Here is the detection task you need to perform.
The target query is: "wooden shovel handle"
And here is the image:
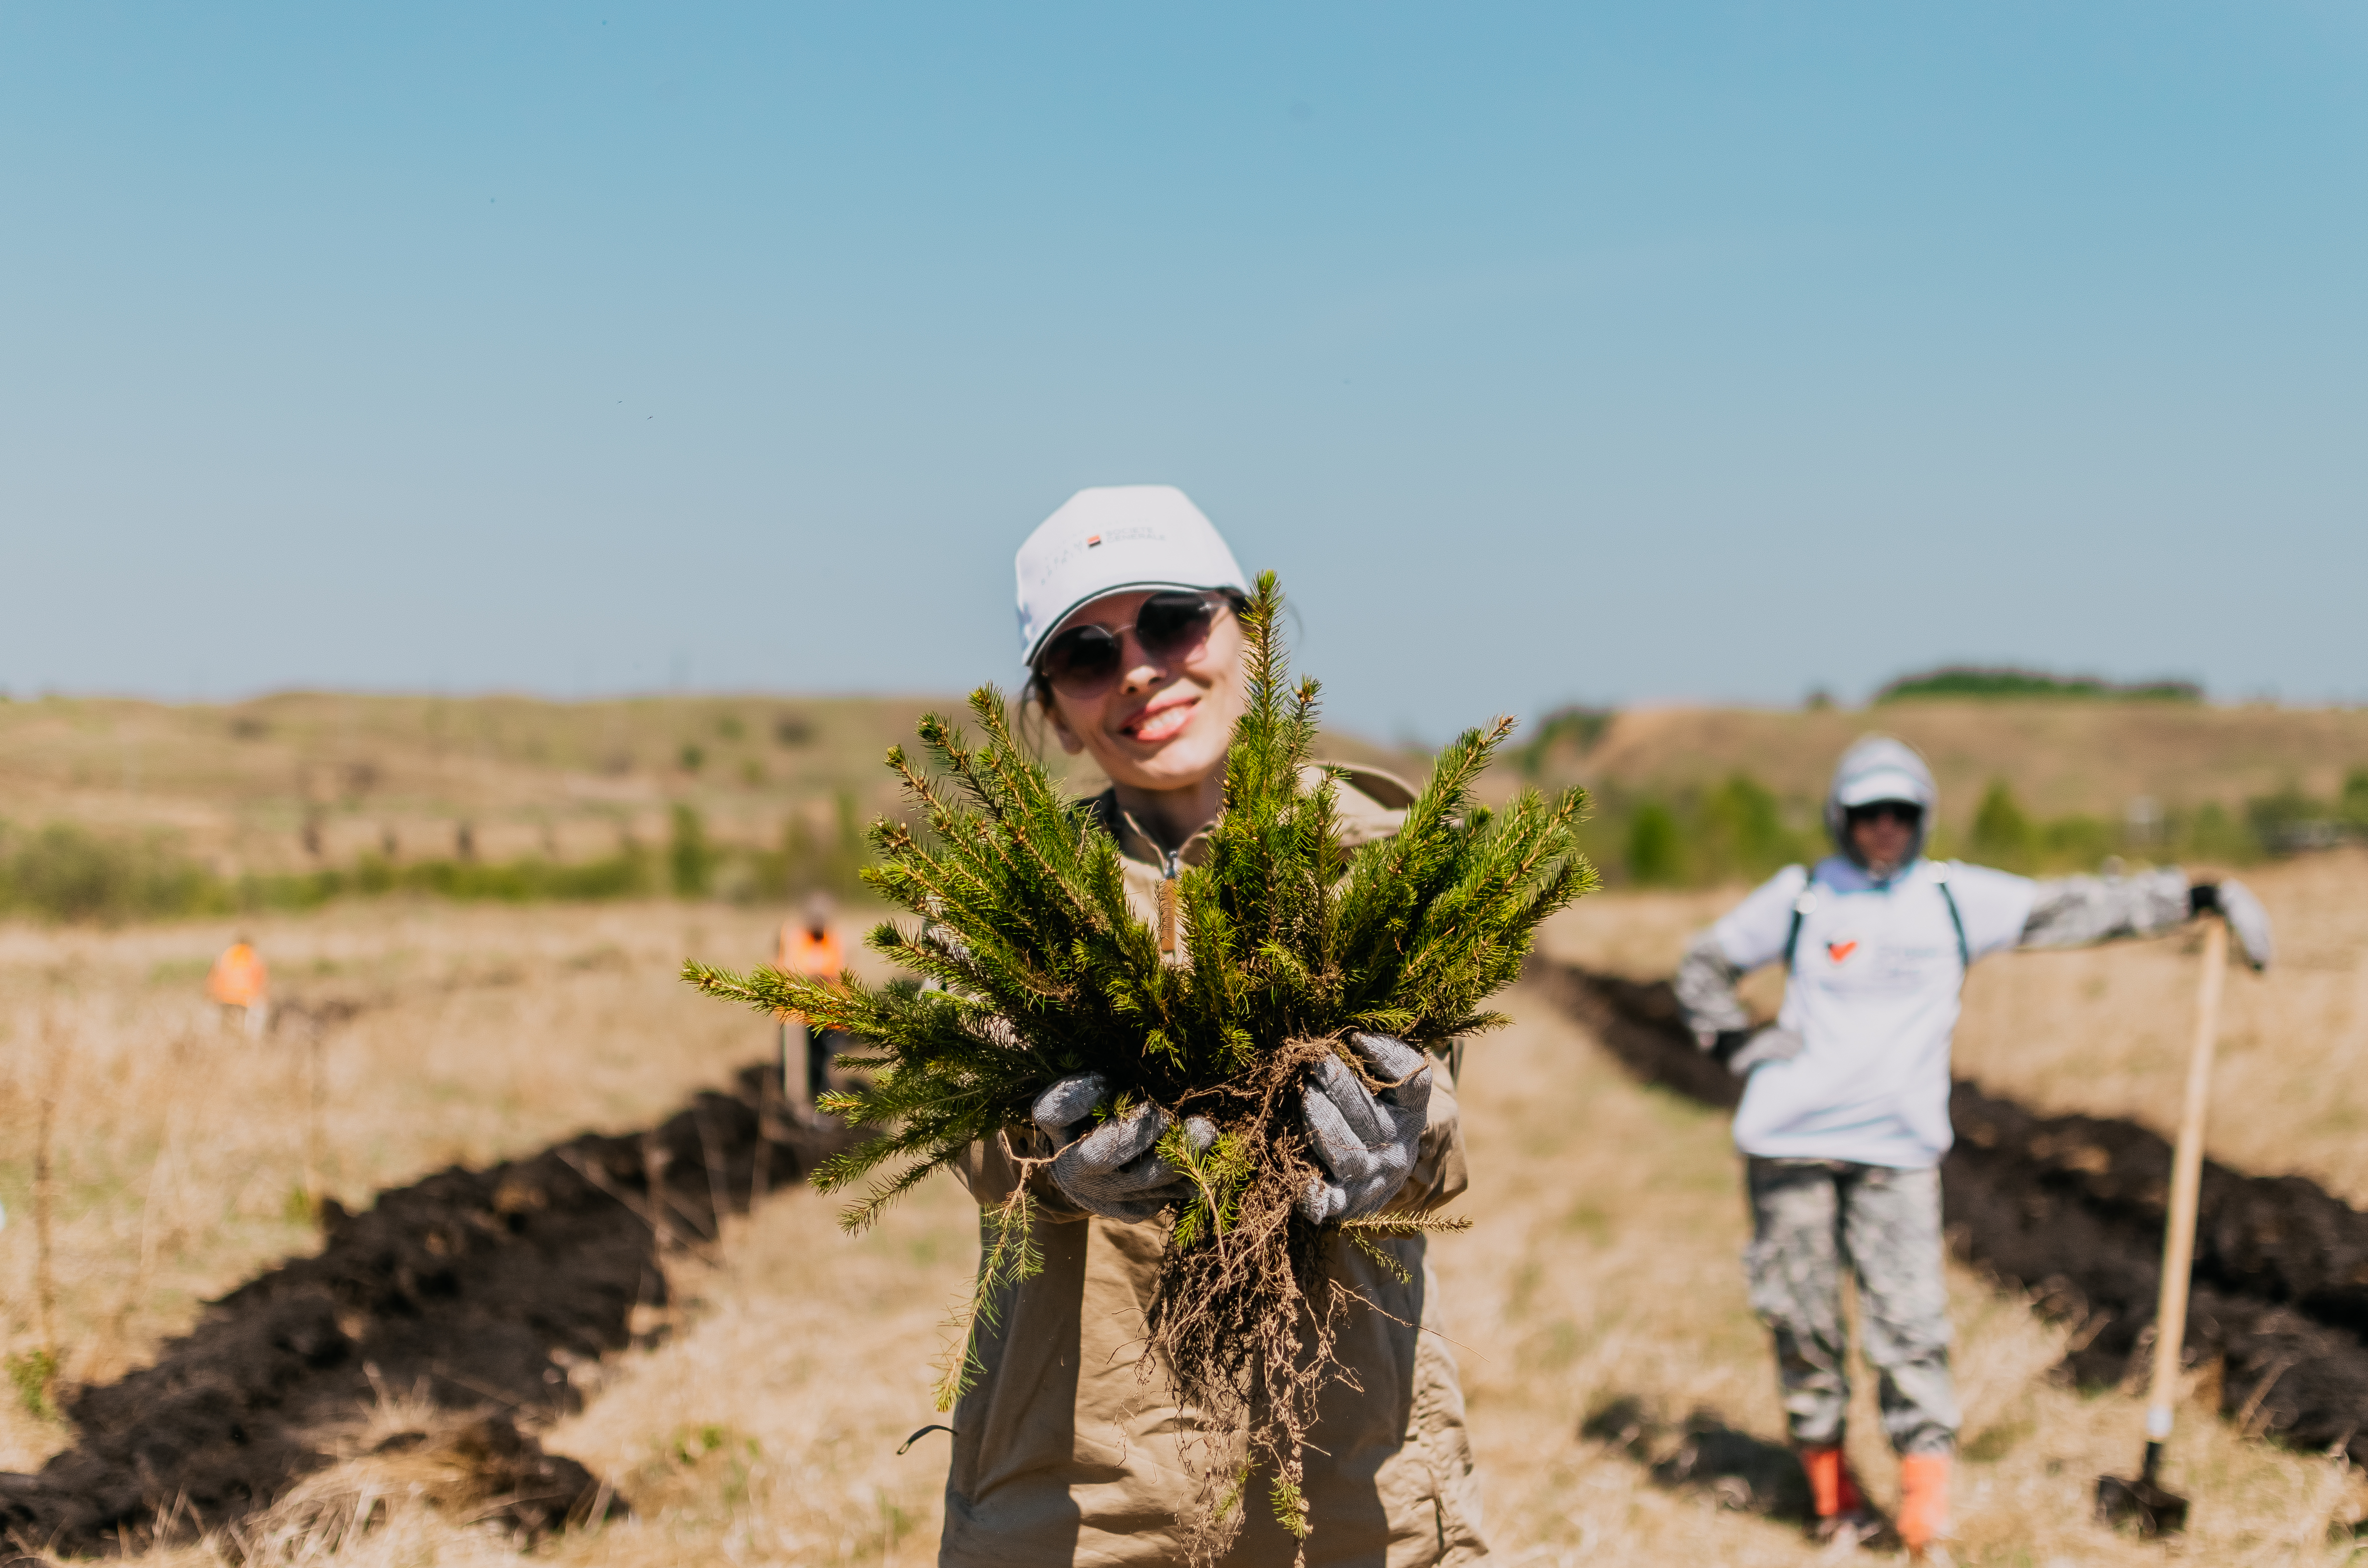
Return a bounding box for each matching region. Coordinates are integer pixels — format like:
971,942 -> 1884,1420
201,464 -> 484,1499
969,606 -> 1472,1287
2146,917 -> 2228,1442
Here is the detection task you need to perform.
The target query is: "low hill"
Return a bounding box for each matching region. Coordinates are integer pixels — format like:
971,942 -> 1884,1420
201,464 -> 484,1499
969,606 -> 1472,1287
0,691 -> 1427,898
0,691 -> 944,878
4,690 -> 2361,914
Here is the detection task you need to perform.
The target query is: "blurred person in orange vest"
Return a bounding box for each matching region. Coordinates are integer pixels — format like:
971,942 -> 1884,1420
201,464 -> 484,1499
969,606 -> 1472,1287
207,936 -> 270,1037
775,893 -> 846,1111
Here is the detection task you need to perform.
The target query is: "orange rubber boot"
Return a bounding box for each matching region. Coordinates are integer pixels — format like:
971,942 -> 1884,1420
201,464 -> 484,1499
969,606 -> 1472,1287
1897,1451 -> 1951,1553
1799,1445 -> 1863,1520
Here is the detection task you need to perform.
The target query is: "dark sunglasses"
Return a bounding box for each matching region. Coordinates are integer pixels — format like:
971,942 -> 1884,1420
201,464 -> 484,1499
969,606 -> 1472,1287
1036,591 -> 1236,697
1845,801 -> 1923,827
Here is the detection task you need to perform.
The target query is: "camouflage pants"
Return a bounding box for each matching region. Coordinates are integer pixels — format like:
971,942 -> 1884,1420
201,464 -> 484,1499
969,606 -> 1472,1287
1743,1158 -> 1958,1456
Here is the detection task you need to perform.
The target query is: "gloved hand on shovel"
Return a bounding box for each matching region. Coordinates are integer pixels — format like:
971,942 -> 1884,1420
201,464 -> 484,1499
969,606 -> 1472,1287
1300,1033 -> 1432,1223
2191,879 -> 2273,971
1031,1073 -> 1215,1222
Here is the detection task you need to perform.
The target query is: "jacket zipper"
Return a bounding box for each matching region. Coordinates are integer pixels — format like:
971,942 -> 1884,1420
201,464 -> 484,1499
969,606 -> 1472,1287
1158,848 -> 1181,955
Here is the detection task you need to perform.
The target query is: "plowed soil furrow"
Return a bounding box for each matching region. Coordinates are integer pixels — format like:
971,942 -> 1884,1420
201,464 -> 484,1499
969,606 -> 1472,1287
1525,957 -> 2368,1468
0,1069 -> 855,1559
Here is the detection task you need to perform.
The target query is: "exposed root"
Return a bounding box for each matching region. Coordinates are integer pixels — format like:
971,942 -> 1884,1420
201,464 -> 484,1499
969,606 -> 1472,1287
1144,1036 -> 1356,1564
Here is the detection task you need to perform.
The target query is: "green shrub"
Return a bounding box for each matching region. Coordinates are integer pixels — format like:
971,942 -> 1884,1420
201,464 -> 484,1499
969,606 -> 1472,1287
762,791 -> 871,899
2039,814 -> 2115,870
0,823 -> 224,922
670,805 -> 713,897
238,869 -> 345,912
5,1349 -> 58,1420
0,815 -> 669,924
1626,803 -> 1683,886
545,851 -> 652,899
1695,773 -> 1796,882
2179,801 -> 2260,866
1969,781 -> 2037,872
2245,783 -> 2321,846
2342,767 -> 2368,829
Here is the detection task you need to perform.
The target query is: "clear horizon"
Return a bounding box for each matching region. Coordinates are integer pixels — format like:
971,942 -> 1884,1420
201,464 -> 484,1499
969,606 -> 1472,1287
4,5 -> 2361,740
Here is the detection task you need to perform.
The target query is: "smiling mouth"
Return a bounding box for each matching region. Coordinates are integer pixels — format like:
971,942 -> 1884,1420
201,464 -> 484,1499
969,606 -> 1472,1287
1122,698 -> 1196,743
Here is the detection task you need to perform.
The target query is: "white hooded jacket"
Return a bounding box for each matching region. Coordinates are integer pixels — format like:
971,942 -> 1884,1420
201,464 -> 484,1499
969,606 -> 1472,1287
1677,736 -> 2199,1169
1709,854 -> 2033,1168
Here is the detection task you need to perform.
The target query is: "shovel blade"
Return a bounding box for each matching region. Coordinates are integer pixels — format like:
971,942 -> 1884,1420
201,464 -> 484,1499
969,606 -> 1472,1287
2096,1472 -> 2188,1536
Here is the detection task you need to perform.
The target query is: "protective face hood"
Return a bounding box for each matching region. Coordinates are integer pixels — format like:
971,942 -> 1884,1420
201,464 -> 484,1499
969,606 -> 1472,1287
1825,734 -> 1938,870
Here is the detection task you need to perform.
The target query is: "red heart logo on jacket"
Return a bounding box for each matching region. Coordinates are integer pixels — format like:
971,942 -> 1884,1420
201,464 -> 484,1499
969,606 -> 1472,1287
1826,940 -> 1858,963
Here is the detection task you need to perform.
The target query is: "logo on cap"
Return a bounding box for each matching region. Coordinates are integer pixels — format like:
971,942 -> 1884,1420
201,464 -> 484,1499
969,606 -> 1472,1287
1826,940 -> 1858,964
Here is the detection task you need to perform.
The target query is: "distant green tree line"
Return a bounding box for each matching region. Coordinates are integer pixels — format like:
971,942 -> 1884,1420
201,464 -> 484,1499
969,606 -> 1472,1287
1873,666 -> 2203,704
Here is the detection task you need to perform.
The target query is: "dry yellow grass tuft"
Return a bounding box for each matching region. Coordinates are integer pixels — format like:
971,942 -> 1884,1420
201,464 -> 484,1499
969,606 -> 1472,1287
12,854 -> 2368,1563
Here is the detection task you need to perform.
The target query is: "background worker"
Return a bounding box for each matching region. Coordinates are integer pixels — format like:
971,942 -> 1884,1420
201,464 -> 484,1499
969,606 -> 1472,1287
775,893 -> 846,1113
937,485 -> 1485,1565
1675,735 -> 2273,1557
206,935 -> 270,1037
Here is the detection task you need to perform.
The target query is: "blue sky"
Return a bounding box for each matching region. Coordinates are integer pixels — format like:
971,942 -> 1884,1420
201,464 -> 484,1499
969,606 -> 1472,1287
3,4 -> 2361,739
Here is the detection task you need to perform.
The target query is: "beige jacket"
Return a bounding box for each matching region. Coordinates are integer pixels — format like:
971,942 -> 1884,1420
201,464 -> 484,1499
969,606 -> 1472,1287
940,768 -> 1489,1567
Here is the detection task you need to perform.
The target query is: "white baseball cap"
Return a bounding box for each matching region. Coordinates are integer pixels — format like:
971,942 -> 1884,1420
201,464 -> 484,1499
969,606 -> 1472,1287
1825,734 -> 1938,868
1835,765 -> 1932,810
1013,485 -> 1250,669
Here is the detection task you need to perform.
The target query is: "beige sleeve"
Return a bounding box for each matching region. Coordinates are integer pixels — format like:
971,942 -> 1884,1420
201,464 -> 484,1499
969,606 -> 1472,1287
950,1126 -> 1092,1221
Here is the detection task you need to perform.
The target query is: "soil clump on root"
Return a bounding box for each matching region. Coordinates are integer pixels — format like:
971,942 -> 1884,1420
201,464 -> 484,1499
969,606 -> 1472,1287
0,1066 -> 853,1558
1527,956 -> 2368,1470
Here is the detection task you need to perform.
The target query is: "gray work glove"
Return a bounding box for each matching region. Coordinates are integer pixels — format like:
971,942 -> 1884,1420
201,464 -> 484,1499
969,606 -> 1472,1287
2211,878 -> 2274,971
1717,1024 -> 1804,1076
1300,1034 -> 1431,1224
1031,1073 -> 1213,1222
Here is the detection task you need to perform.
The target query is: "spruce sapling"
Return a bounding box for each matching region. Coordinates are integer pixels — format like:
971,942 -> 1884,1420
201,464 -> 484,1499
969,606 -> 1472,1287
685,572 -> 1594,1559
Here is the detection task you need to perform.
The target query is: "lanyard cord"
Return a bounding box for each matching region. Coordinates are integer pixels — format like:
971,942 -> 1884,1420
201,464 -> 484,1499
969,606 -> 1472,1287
1784,865 -> 1970,974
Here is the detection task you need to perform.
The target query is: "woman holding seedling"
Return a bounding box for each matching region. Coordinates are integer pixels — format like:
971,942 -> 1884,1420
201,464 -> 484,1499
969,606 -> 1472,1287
1676,735 -> 2274,1558
938,485 -> 1489,1565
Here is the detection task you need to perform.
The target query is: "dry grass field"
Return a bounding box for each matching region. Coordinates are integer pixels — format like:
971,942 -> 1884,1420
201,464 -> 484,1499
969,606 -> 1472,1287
0,898 -> 885,1463
4,850 -> 2365,1564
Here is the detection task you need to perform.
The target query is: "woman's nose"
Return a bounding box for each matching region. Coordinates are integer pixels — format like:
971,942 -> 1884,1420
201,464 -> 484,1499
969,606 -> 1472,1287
1116,632 -> 1167,692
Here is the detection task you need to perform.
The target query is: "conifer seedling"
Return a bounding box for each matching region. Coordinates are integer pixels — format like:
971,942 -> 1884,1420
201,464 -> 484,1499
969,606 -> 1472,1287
686,572 -> 1594,1560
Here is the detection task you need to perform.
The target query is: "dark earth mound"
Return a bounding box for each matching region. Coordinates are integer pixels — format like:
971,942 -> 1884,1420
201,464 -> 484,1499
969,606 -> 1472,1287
1526,956 -> 2368,1469
0,1067 -> 856,1558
